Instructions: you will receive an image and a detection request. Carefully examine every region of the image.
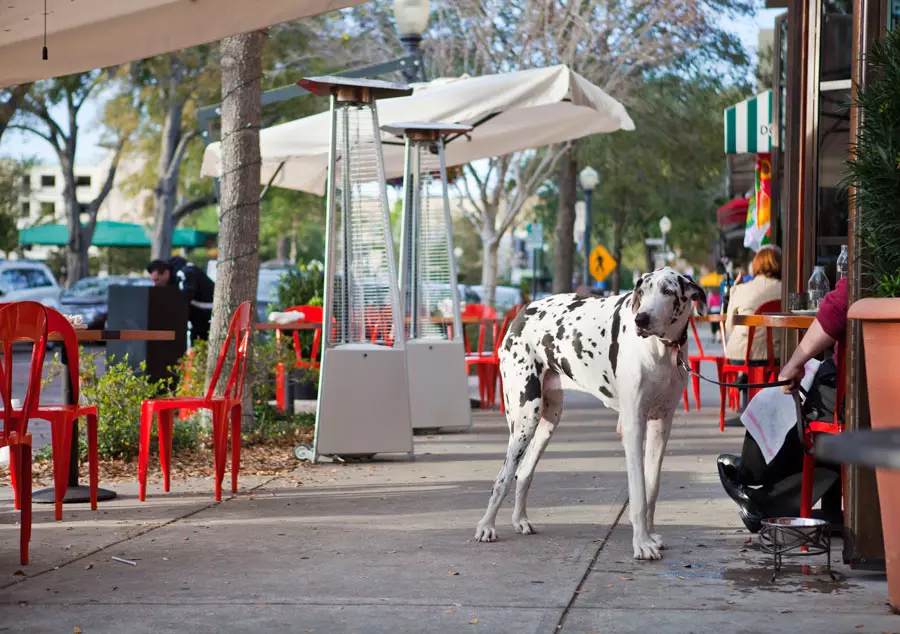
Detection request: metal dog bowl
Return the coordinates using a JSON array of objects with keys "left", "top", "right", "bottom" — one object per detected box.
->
[{"left": 758, "top": 517, "right": 833, "bottom": 581}]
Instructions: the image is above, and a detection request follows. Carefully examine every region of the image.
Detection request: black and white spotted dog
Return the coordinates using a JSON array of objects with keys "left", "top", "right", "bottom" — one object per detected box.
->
[{"left": 474, "top": 267, "right": 707, "bottom": 560}]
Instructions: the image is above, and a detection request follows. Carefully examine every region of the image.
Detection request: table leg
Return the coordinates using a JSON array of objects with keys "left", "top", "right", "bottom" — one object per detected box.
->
[{"left": 33, "top": 345, "right": 116, "bottom": 504}]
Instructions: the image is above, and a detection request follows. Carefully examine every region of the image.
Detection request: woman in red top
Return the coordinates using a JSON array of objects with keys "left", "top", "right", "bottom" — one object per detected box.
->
[{"left": 718, "top": 277, "right": 848, "bottom": 532}]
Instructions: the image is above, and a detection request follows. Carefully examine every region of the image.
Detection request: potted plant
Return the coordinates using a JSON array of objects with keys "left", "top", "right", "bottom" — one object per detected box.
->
[{"left": 843, "top": 26, "right": 900, "bottom": 611}]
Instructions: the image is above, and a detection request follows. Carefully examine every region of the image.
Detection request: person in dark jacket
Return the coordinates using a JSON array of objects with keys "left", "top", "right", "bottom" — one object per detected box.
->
[{"left": 147, "top": 257, "right": 214, "bottom": 344}]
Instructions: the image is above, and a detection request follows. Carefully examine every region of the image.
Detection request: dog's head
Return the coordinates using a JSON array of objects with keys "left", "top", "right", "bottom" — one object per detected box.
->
[{"left": 631, "top": 267, "right": 707, "bottom": 342}]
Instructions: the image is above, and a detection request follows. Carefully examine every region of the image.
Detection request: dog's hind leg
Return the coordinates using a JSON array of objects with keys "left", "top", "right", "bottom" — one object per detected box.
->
[
  {"left": 511, "top": 370, "right": 563, "bottom": 535},
  {"left": 475, "top": 365, "right": 544, "bottom": 543},
  {"left": 644, "top": 415, "right": 673, "bottom": 550}
]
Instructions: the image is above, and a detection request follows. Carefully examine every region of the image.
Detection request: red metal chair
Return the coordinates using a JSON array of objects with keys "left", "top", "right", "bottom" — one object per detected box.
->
[
  {"left": 681, "top": 315, "right": 726, "bottom": 417},
  {"left": 720, "top": 299, "right": 782, "bottom": 432},
  {"left": 5, "top": 308, "right": 100, "bottom": 521},
  {"left": 0, "top": 301, "right": 48, "bottom": 564},
  {"left": 800, "top": 348, "right": 846, "bottom": 519},
  {"left": 138, "top": 301, "right": 252, "bottom": 502},
  {"left": 471, "top": 304, "right": 525, "bottom": 412},
  {"left": 274, "top": 305, "right": 324, "bottom": 412}
]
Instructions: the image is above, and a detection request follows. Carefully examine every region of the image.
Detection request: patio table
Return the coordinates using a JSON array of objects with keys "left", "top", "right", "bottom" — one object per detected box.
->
[{"left": 32, "top": 329, "right": 176, "bottom": 505}]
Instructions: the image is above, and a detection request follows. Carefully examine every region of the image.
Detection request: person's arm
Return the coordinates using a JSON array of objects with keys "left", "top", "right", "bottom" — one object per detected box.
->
[
  {"left": 778, "top": 319, "right": 836, "bottom": 392},
  {"left": 176, "top": 268, "right": 199, "bottom": 302}
]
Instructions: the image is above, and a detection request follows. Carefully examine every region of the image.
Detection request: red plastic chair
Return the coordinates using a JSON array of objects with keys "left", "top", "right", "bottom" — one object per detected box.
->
[
  {"left": 461, "top": 304, "right": 497, "bottom": 356},
  {"left": 0, "top": 301, "right": 48, "bottom": 564},
  {"left": 470, "top": 304, "right": 525, "bottom": 412},
  {"left": 681, "top": 316, "right": 726, "bottom": 416},
  {"left": 720, "top": 299, "right": 782, "bottom": 432},
  {"left": 5, "top": 308, "right": 100, "bottom": 521},
  {"left": 800, "top": 347, "right": 846, "bottom": 519},
  {"left": 138, "top": 302, "right": 253, "bottom": 502},
  {"left": 463, "top": 304, "right": 500, "bottom": 409},
  {"left": 274, "top": 305, "right": 324, "bottom": 412}
]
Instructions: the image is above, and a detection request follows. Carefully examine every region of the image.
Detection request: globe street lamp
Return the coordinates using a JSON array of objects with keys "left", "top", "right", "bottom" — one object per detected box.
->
[
  {"left": 394, "top": 0, "right": 430, "bottom": 83},
  {"left": 659, "top": 215, "right": 672, "bottom": 265},
  {"left": 579, "top": 166, "right": 599, "bottom": 286}
]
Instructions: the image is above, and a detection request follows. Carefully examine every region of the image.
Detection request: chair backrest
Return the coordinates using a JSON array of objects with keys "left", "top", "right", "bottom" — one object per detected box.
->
[
  {"left": 462, "top": 304, "right": 498, "bottom": 355},
  {"left": 744, "top": 299, "right": 781, "bottom": 365},
  {"left": 45, "top": 307, "right": 81, "bottom": 405},
  {"left": 688, "top": 317, "right": 705, "bottom": 357},
  {"left": 0, "top": 302, "right": 48, "bottom": 439},
  {"left": 285, "top": 305, "right": 324, "bottom": 365},
  {"left": 205, "top": 301, "right": 253, "bottom": 403}
]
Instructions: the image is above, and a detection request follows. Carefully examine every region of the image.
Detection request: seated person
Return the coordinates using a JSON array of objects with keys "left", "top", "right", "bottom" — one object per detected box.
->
[
  {"left": 718, "top": 276, "right": 847, "bottom": 531},
  {"left": 725, "top": 245, "right": 783, "bottom": 364}
]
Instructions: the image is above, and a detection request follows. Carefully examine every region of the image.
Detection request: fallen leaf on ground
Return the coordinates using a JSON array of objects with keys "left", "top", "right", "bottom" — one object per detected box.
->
[
  {"left": 618, "top": 577, "right": 633, "bottom": 581},
  {"left": 470, "top": 618, "right": 478, "bottom": 625},
  {"left": 726, "top": 600, "right": 735, "bottom": 605},
  {"left": 83, "top": 564, "right": 92, "bottom": 570},
  {"left": 445, "top": 608, "right": 456, "bottom": 614},
  {"left": 12, "top": 570, "right": 24, "bottom": 576},
  {"left": 603, "top": 584, "right": 615, "bottom": 588},
  {"left": 74, "top": 628, "right": 81, "bottom": 633}
]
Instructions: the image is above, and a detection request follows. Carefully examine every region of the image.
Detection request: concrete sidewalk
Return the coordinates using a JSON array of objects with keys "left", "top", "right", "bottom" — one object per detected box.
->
[{"left": 1, "top": 387, "right": 896, "bottom": 633}]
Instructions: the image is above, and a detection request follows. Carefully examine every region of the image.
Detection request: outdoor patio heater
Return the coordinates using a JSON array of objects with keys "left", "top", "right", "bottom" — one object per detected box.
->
[
  {"left": 300, "top": 77, "right": 414, "bottom": 460},
  {"left": 384, "top": 122, "right": 474, "bottom": 432}
]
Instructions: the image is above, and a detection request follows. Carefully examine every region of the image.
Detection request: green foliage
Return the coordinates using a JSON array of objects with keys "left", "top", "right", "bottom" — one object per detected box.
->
[
  {"left": 273, "top": 261, "right": 325, "bottom": 311},
  {"left": 0, "top": 159, "right": 30, "bottom": 255},
  {"left": 843, "top": 27, "right": 900, "bottom": 297},
  {"left": 247, "top": 403, "right": 315, "bottom": 446},
  {"left": 79, "top": 350, "right": 201, "bottom": 460}
]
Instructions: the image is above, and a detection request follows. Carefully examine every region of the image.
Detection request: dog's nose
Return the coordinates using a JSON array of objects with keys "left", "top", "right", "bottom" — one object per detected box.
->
[{"left": 634, "top": 312, "right": 650, "bottom": 329}]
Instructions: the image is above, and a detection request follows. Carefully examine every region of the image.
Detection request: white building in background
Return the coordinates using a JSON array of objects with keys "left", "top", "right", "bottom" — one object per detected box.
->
[{"left": 17, "top": 153, "right": 151, "bottom": 259}]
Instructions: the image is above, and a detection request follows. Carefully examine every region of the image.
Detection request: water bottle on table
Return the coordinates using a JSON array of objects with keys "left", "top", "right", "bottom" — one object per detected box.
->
[
  {"left": 808, "top": 266, "right": 831, "bottom": 310},
  {"left": 836, "top": 245, "right": 849, "bottom": 282}
]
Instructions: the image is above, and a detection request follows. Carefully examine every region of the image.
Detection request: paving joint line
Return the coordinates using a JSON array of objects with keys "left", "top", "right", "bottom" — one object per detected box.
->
[
  {"left": 0, "top": 475, "right": 283, "bottom": 591},
  {"left": 552, "top": 498, "right": 628, "bottom": 632}
]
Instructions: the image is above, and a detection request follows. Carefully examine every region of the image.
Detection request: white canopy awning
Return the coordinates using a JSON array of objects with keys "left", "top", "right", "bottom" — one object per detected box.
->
[
  {"left": 200, "top": 65, "right": 635, "bottom": 195},
  {"left": 0, "top": 0, "right": 366, "bottom": 88}
]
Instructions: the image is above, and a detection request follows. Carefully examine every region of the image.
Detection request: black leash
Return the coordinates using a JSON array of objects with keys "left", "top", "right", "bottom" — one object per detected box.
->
[{"left": 678, "top": 357, "right": 806, "bottom": 395}]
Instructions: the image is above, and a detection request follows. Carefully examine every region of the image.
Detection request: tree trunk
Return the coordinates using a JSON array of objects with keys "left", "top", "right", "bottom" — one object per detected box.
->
[
  {"left": 62, "top": 169, "right": 90, "bottom": 285},
  {"left": 206, "top": 30, "right": 265, "bottom": 431},
  {"left": 479, "top": 221, "right": 499, "bottom": 308},
  {"left": 552, "top": 145, "right": 578, "bottom": 294},
  {"left": 642, "top": 227, "right": 655, "bottom": 273},
  {"left": 276, "top": 236, "right": 291, "bottom": 262},
  {"left": 151, "top": 101, "right": 184, "bottom": 260},
  {"left": 611, "top": 216, "right": 625, "bottom": 294}
]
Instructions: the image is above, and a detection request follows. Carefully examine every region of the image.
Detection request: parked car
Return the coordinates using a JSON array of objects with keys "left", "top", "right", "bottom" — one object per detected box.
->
[
  {"left": 0, "top": 260, "right": 62, "bottom": 310},
  {"left": 59, "top": 276, "right": 153, "bottom": 330},
  {"left": 469, "top": 284, "right": 524, "bottom": 316}
]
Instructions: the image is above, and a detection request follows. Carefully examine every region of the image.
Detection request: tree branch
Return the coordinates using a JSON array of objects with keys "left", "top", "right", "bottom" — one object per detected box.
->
[
  {"left": 173, "top": 193, "right": 217, "bottom": 223},
  {"left": 89, "top": 139, "right": 127, "bottom": 212},
  {"left": 163, "top": 129, "right": 199, "bottom": 183}
]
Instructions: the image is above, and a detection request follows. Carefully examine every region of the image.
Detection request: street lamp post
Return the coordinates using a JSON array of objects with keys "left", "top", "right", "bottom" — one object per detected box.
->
[
  {"left": 659, "top": 215, "right": 672, "bottom": 266},
  {"left": 579, "top": 166, "right": 599, "bottom": 286},
  {"left": 393, "top": 0, "right": 430, "bottom": 83}
]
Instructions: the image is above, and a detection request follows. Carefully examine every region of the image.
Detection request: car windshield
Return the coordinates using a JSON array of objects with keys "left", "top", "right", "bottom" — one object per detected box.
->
[
  {"left": 258, "top": 270, "right": 290, "bottom": 303},
  {"left": 62, "top": 277, "right": 112, "bottom": 299}
]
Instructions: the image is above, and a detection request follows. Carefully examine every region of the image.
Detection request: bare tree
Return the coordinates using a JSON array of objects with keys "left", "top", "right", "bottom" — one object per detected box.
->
[
  {"left": 0, "top": 84, "right": 31, "bottom": 141},
  {"left": 10, "top": 71, "right": 128, "bottom": 283},
  {"left": 206, "top": 30, "right": 265, "bottom": 430}
]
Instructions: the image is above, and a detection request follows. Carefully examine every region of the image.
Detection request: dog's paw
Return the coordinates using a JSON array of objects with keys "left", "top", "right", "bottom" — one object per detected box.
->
[
  {"left": 649, "top": 533, "right": 666, "bottom": 550},
  {"left": 512, "top": 517, "right": 536, "bottom": 535},
  {"left": 633, "top": 536, "right": 662, "bottom": 560},
  {"left": 474, "top": 522, "right": 497, "bottom": 542}
]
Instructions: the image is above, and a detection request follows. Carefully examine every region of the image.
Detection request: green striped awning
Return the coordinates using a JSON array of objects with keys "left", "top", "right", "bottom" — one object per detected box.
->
[{"left": 724, "top": 90, "right": 772, "bottom": 154}]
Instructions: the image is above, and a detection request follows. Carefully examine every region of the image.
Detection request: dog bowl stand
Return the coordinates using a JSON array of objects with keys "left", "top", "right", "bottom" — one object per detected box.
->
[{"left": 758, "top": 517, "right": 834, "bottom": 582}]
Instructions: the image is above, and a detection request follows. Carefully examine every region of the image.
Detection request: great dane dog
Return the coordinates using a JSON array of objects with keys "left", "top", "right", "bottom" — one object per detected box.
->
[{"left": 474, "top": 267, "right": 707, "bottom": 560}]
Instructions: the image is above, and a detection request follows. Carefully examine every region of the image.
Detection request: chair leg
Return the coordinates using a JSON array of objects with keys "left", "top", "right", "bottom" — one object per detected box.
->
[
  {"left": 682, "top": 388, "right": 689, "bottom": 412},
  {"left": 51, "top": 416, "right": 73, "bottom": 521},
  {"left": 800, "top": 452, "right": 815, "bottom": 519},
  {"left": 275, "top": 362, "right": 285, "bottom": 413},
  {"left": 158, "top": 410, "right": 174, "bottom": 493},
  {"left": 138, "top": 404, "right": 154, "bottom": 502},
  {"left": 87, "top": 413, "right": 99, "bottom": 511},
  {"left": 719, "top": 382, "right": 727, "bottom": 433},
  {"left": 690, "top": 360, "right": 701, "bottom": 410},
  {"left": 9, "top": 436, "right": 19, "bottom": 510},
  {"left": 211, "top": 407, "right": 227, "bottom": 501},
  {"left": 231, "top": 404, "right": 242, "bottom": 493},
  {"left": 19, "top": 441, "right": 32, "bottom": 566}
]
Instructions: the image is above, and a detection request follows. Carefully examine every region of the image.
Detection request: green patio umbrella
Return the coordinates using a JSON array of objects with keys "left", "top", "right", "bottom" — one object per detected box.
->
[{"left": 19, "top": 221, "right": 215, "bottom": 249}]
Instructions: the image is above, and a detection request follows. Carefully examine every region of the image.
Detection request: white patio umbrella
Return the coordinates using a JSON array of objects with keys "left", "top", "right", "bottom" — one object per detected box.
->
[
  {"left": 0, "top": 0, "right": 367, "bottom": 88},
  {"left": 200, "top": 65, "right": 634, "bottom": 194}
]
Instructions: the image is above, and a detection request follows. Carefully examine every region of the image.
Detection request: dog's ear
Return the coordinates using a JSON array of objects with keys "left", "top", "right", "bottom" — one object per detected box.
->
[
  {"left": 683, "top": 276, "right": 708, "bottom": 316},
  {"left": 631, "top": 275, "right": 647, "bottom": 314}
]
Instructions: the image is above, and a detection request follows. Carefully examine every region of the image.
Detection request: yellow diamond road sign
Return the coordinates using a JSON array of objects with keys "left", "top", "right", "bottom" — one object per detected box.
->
[{"left": 589, "top": 245, "right": 617, "bottom": 284}]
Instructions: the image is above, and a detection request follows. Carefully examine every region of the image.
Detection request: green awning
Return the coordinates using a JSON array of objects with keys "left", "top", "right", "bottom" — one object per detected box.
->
[
  {"left": 724, "top": 90, "right": 773, "bottom": 154},
  {"left": 19, "top": 221, "right": 216, "bottom": 249}
]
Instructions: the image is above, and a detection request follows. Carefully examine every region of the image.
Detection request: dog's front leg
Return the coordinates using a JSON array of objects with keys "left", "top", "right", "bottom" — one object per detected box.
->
[
  {"left": 620, "top": 409, "right": 661, "bottom": 560},
  {"left": 644, "top": 415, "right": 673, "bottom": 551}
]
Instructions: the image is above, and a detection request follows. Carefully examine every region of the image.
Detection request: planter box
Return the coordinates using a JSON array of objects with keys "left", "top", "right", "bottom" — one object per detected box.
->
[{"left": 849, "top": 297, "right": 900, "bottom": 612}]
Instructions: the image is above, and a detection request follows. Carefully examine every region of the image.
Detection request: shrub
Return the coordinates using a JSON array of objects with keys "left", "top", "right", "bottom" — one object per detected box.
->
[
  {"left": 79, "top": 350, "right": 202, "bottom": 460},
  {"left": 273, "top": 260, "right": 325, "bottom": 311}
]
